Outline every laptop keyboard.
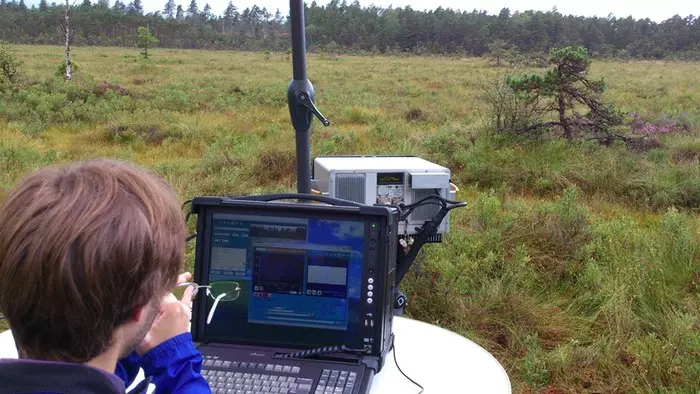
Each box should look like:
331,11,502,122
201,359,358,394
202,369,310,394
314,369,357,394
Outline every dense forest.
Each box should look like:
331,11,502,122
1,0,699,58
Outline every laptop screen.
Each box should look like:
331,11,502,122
201,210,367,348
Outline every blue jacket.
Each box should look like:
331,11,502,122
116,332,211,394
0,332,210,394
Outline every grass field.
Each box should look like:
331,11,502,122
1,45,699,393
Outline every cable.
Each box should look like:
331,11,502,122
400,194,465,209
392,341,424,394
399,202,447,221
397,194,467,221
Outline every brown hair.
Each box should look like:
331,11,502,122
0,158,186,362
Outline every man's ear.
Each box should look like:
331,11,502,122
130,301,154,324
132,297,160,323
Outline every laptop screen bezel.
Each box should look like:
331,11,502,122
189,198,391,351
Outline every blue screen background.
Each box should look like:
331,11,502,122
203,213,365,345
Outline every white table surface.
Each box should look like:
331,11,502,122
0,317,511,393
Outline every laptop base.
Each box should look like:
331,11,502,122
199,344,373,394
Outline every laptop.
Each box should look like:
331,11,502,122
188,196,399,394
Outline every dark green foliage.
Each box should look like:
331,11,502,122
480,71,547,134
506,46,623,139
186,0,198,17
0,2,698,57
402,188,700,392
506,187,591,282
0,41,22,84
487,40,517,66
55,61,78,77
0,77,132,133
163,0,175,18
137,26,159,58
452,135,700,211
127,0,141,14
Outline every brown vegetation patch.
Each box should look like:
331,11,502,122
94,80,129,97
539,328,564,351
107,123,180,145
672,150,700,165
541,386,567,394
626,136,664,153
618,350,638,367
505,211,590,281
251,148,297,185
132,77,150,85
405,107,426,122
475,321,510,349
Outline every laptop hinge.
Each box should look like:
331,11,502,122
274,352,365,365
360,355,379,373
360,333,393,373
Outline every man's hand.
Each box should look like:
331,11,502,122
135,274,194,355
177,272,193,286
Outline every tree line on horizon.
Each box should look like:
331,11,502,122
0,0,699,59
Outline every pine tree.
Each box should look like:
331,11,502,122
223,1,238,33
163,0,175,18
175,4,183,19
274,8,283,24
137,26,159,58
112,0,125,12
202,3,211,20
487,40,513,66
81,0,90,7
127,0,142,14
0,0,699,60
507,46,623,139
186,0,198,17
223,1,237,20
18,0,27,10
0,41,23,83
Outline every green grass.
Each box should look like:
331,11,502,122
1,46,699,393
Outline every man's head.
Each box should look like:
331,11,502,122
0,159,186,362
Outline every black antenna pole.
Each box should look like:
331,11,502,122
288,0,330,194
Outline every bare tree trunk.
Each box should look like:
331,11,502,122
558,94,571,139
64,0,72,81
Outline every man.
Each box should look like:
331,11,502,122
0,159,210,394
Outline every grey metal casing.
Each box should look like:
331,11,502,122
311,156,455,235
